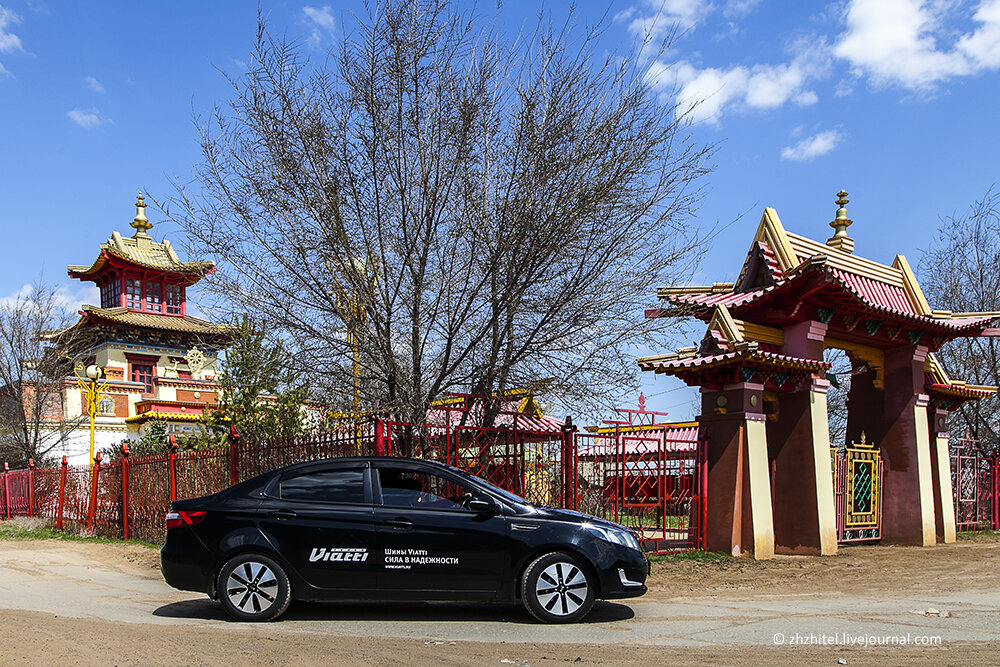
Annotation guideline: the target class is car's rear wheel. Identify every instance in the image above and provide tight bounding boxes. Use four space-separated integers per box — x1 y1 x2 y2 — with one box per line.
521 551 595 623
218 553 291 622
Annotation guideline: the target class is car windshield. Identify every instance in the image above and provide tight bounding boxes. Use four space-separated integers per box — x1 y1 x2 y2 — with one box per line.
448 467 532 506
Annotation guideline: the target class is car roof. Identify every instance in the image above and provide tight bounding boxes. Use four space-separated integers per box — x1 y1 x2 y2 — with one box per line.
268 456 454 474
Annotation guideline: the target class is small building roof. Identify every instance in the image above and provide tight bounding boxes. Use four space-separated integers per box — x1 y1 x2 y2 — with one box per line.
45 306 230 342
67 193 215 283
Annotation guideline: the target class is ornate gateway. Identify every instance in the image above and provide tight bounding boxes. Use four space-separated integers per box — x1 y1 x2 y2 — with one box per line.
832 434 883 543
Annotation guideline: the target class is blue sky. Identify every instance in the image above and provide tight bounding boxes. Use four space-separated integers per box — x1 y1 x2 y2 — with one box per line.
2 1 1000 420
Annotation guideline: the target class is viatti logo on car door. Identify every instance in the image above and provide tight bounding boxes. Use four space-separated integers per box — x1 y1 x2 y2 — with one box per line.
308 547 369 562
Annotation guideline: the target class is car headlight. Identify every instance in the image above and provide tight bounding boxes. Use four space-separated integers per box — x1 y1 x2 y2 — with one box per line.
585 523 641 551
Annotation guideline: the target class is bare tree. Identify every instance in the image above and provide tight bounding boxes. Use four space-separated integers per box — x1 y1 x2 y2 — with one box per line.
824 347 851 448
166 1 713 425
0 281 91 466
919 187 1000 454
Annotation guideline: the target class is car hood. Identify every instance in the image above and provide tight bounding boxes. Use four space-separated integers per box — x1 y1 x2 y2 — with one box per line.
527 506 629 531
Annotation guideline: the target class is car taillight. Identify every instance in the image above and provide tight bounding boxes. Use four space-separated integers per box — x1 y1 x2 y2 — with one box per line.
165 510 207 529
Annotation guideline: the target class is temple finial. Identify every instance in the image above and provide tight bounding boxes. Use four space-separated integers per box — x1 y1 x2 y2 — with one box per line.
826 189 854 254
130 191 152 237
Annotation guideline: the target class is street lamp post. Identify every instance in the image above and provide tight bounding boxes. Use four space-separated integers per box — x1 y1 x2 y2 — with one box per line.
74 364 109 470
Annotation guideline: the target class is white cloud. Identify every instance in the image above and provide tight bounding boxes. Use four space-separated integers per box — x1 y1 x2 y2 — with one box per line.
302 5 336 48
0 4 21 77
0 283 97 315
618 0 712 53
649 37 830 123
83 76 104 93
958 0 1000 68
835 0 1000 90
66 108 110 128
723 0 762 19
781 129 841 161
0 4 22 53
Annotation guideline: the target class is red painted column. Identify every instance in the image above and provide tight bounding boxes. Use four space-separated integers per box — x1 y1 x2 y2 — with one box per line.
877 345 935 546
227 426 240 487
375 418 385 456
168 436 178 502
57 457 67 530
121 444 130 541
27 459 34 518
2 463 9 520
698 382 773 558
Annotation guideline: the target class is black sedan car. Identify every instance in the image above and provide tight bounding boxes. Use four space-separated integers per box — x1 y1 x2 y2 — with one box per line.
161 457 648 623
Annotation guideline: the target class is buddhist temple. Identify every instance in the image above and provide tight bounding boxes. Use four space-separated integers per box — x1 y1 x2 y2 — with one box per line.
640 192 998 558
47 193 229 462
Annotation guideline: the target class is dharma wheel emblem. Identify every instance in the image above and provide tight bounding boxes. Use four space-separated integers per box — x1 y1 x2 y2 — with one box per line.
185 347 208 374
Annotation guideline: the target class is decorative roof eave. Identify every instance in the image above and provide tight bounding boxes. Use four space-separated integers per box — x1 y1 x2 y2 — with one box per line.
925 383 996 399
656 282 735 300
68 248 215 282
44 306 232 340
583 421 699 435
638 347 829 375
125 411 208 423
661 262 996 337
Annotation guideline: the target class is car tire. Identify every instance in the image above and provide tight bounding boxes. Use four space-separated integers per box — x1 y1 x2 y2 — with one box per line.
218 553 292 622
520 551 595 624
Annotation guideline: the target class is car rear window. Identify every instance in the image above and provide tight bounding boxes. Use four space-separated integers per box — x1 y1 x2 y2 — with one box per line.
280 468 366 504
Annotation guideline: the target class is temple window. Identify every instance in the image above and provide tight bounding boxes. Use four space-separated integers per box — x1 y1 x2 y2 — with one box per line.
126 279 142 310
165 284 183 315
100 278 120 309
146 280 162 312
132 364 153 393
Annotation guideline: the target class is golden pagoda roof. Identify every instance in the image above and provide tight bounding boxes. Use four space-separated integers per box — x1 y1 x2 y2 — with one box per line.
67 193 214 280
45 306 230 340
79 306 228 335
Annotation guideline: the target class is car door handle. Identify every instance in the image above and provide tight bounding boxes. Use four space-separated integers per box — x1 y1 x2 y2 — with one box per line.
266 510 297 520
383 518 414 529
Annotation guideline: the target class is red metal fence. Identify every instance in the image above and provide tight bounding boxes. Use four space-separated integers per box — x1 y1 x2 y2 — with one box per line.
0 418 702 553
3 421 998 551
573 425 704 552
951 438 999 532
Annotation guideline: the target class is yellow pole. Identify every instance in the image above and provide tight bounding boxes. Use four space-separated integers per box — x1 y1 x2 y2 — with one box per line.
88 380 97 471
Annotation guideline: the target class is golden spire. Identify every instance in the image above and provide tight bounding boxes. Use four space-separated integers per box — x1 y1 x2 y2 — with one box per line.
130 191 153 237
826 189 855 254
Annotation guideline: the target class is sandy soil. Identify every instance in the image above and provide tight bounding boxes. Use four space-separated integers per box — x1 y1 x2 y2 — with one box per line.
1 530 998 665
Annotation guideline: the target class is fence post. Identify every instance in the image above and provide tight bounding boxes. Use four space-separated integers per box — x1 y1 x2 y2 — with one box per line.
228 426 240 487
560 417 577 511
121 443 130 541
3 462 9 520
57 456 67 530
28 459 34 518
994 454 1000 531
375 418 385 457
87 452 101 533
168 436 178 502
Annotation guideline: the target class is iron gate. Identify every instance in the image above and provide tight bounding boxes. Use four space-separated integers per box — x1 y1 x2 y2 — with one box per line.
573 426 703 553
951 437 998 531
832 434 883 543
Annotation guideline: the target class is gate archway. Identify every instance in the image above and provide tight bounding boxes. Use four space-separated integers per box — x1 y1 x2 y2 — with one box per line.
640 191 999 558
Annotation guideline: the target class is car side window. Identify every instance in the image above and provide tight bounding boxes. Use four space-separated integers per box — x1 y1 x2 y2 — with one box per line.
377 467 475 510
280 468 366 504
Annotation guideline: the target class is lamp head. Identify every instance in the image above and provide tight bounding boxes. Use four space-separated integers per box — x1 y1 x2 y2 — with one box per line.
86 364 102 380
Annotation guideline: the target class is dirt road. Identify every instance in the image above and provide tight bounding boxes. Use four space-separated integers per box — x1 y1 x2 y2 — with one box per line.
1 534 998 665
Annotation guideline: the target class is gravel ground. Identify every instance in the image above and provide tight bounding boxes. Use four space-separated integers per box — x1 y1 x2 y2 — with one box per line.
1 526 998 665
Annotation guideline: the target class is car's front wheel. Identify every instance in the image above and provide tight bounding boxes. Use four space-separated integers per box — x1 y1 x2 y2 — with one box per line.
218 553 292 622
521 551 595 623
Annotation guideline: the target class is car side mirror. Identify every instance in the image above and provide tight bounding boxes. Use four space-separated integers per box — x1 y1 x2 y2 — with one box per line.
467 497 500 516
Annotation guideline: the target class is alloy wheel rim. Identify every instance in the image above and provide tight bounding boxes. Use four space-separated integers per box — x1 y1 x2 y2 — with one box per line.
227 561 278 614
535 561 588 616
